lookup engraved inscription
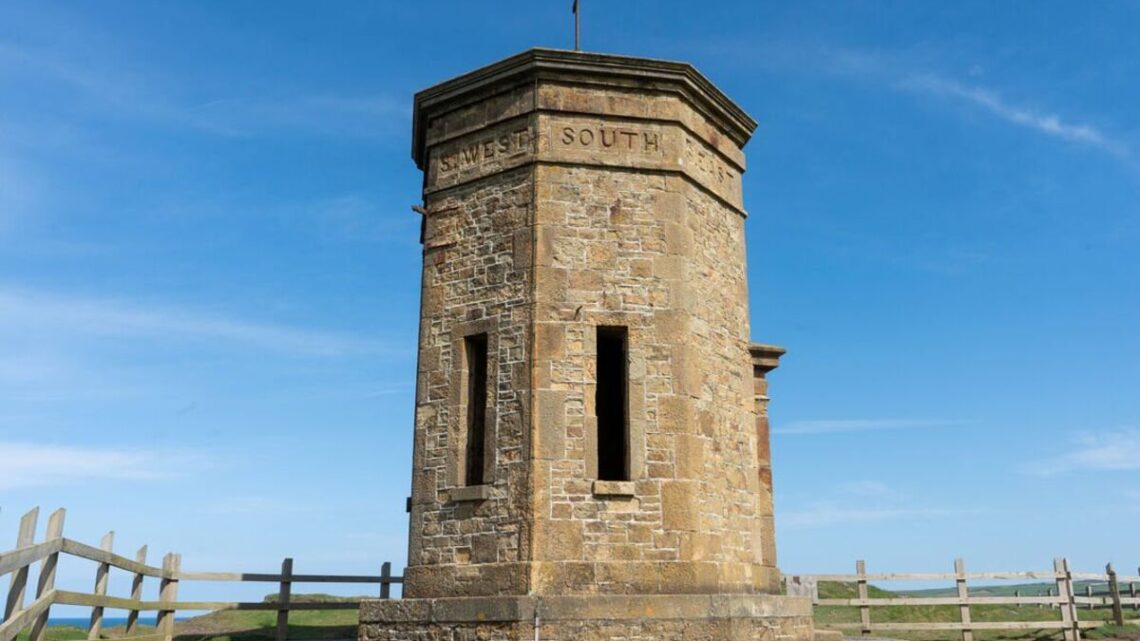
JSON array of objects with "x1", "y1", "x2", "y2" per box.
[
  {"x1": 437, "y1": 127, "x2": 533, "y2": 174},
  {"x1": 683, "y1": 137, "x2": 737, "y2": 189},
  {"x1": 558, "y1": 125, "x2": 662, "y2": 154}
]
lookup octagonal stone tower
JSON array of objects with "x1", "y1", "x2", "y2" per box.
[{"x1": 359, "y1": 49, "x2": 812, "y2": 641}]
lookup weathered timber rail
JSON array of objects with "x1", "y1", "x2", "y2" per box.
[
  {"x1": 786, "y1": 557, "x2": 1140, "y2": 641},
  {"x1": 0, "y1": 508, "x2": 402, "y2": 641}
]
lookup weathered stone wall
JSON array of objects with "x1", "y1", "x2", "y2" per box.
[
  {"x1": 360, "y1": 594, "x2": 813, "y2": 641},
  {"x1": 367, "y1": 46, "x2": 811, "y2": 641},
  {"x1": 679, "y1": 180, "x2": 766, "y2": 592},
  {"x1": 405, "y1": 163, "x2": 535, "y2": 597},
  {"x1": 402, "y1": 49, "x2": 783, "y2": 600},
  {"x1": 530, "y1": 164, "x2": 679, "y2": 594},
  {"x1": 750, "y1": 344, "x2": 786, "y2": 590},
  {"x1": 528, "y1": 104, "x2": 770, "y2": 593},
  {"x1": 361, "y1": 616, "x2": 812, "y2": 641}
]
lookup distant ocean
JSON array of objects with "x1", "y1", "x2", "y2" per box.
[{"x1": 48, "y1": 617, "x2": 185, "y2": 627}]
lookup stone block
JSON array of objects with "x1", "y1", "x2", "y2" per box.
[
  {"x1": 471, "y1": 533, "x2": 498, "y2": 564},
  {"x1": 531, "y1": 561, "x2": 596, "y2": 593},
  {"x1": 358, "y1": 594, "x2": 813, "y2": 641},
  {"x1": 535, "y1": 389, "x2": 567, "y2": 460},
  {"x1": 537, "y1": 519, "x2": 583, "y2": 561},
  {"x1": 535, "y1": 322, "x2": 565, "y2": 359},
  {"x1": 675, "y1": 433, "x2": 706, "y2": 479},
  {"x1": 657, "y1": 395, "x2": 695, "y2": 434},
  {"x1": 662, "y1": 480, "x2": 699, "y2": 531}
]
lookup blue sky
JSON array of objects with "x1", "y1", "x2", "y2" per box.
[{"x1": 2, "y1": 0, "x2": 1138, "y2": 610}]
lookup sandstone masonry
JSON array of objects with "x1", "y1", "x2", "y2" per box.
[{"x1": 359, "y1": 48, "x2": 812, "y2": 641}]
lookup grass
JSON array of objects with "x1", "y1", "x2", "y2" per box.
[
  {"x1": 814, "y1": 582, "x2": 1140, "y2": 641},
  {"x1": 30, "y1": 596, "x2": 361, "y2": 641},
  {"x1": 16, "y1": 626, "x2": 91, "y2": 641},
  {"x1": 171, "y1": 594, "x2": 360, "y2": 641},
  {"x1": 899, "y1": 581, "x2": 1107, "y2": 599},
  {"x1": 1084, "y1": 624, "x2": 1140, "y2": 640}
]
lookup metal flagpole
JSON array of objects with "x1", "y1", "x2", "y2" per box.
[{"x1": 573, "y1": 0, "x2": 580, "y2": 51}]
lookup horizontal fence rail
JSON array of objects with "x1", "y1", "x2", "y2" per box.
[
  {"x1": 0, "y1": 508, "x2": 402, "y2": 641},
  {"x1": 786, "y1": 557, "x2": 1140, "y2": 641}
]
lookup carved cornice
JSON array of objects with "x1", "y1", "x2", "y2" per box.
[
  {"x1": 749, "y1": 343, "x2": 786, "y2": 375},
  {"x1": 412, "y1": 48, "x2": 758, "y2": 169}
]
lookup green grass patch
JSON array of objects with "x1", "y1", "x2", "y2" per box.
[
  {"x1": 813, "y1": 582, "x2": 1139, "y2": 641},
  {"x1": 15, "y1": 626, "x2": 89, "y2": 641},
  {"x1": 170, "y1": 594, "x2": 361, "y2": 641},
  {"x1": 28, "y1": 596, "x2": 361, "y2": 641}
]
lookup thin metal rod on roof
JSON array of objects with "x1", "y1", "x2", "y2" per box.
[{"x1": 572, "y1": 0, "x2": 581, "y2": 51}]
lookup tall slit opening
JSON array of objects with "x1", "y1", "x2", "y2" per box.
[
  {"x1": 464, "y1": 333, "x2": 488, "y2": 487},
  {"x1": 596, "y1": 326, "x2": 629, "y2": 481}
]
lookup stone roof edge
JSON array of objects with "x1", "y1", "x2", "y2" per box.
[
  {"x1": 412, "y1": 48, "x2": 758, "y2": 168},
  {"x1": 749, "y1": 343, "x2": 787, "y2": 373}
]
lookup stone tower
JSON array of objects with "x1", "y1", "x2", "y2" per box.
[{"x1": 359, "y1": 48, "x2": 812, "y2": 641}]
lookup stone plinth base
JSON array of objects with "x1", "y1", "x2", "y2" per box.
[{"x1": 359, "y1": 593, "x2": 813, "y2": 641}]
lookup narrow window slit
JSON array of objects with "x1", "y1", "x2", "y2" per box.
[
  {"x1": 464, "y1": 333, "x2": 488, "y2": 487},
  {"x1": 596, "y1": 326, "x2": 629, "y2": 481}
]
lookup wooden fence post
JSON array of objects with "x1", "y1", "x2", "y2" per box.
[
  {"x1": 856, "y1": 560, "x2": 871, "y2": 636},
  {"x1": 955, "y1": 558, "x2": 973, "y2": 641},
  {"x1": 1015, "y1": 589, "x2": 1021, "y2": 608},
  {"x1": 1086, "y1": 585, "x2": 1094, "y2": 611},
  {"x1": 4, "y1": 507, "x2": 39, "y2": 621},
  {"x1": 87, "y1": 531, "x2": 115, "y2": 639},
  {"x1": 1055, "y1": 557, "x2": 1081, "y2": 641},
  {"x1": 157, "y1": 553, "x2": 180, "y2": 641},
  {"x1": 29, "y1": 508, "x2": 65, "y2": 641},
  {"x1": 1106, "y1": 564, "x2": 1124, "y2": 626},
  {"x1": 380, "y1": 562, "x2": 391, "y2": 599},
  {"x1": 276, "y1": 558, "x2": 293, "y2": 641},
  {"x1": 1131, "y1": 581, "x2": 1137, "y2": 612},
  {"x1": 125, "y1": 545, "x2": 148, "y2": 636}
]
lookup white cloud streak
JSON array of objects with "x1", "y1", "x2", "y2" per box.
[
  {"x1": 782, "y1": 503, "x2": 955, "y2": 529},
  {"x1": 897, "y1": 74, "x2": 1129, "y2": 158},
  {"x1": 0, "y1": 40, "x2": 406, "y2": 139},
  {"x1": 0, "y1": 442, "x2": 195, "y2": 490},
  {"x1": 837, "y1": 480, "x2": 893, "y2": 497},
  {"x1": 200, "y1": 496, "x2": 316, "y2": 515},
  {"x1": 0, "y1": 287, "x2": 387, "y2": 357},
  {"x1": 0, "y1": 154, "x2": 45, "y2": 233},
  {"x1": 774, "y1": 418, "x2": 967, "y2": 436},
  {"x1": 781, "y1": 480, "x2": 971, "y2": 529},
  {"x1": 1022, "y1": 429, "x2": 1140, "y2": 476},
  {"x1": 184, "y1": 96, "x2": 409, "y2": 139},
  {"x1": 701, "y1": 41, "x2": 1131, "y2": 163}
]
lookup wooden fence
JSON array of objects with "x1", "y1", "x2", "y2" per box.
[
  {"x1": 0, "y1": 508, "x2": 402, "y2": 641},
  {"x1": 786, "y1": 557, "x2": 1140, "y2": 641}
]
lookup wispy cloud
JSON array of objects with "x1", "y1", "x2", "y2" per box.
[
  {"x1": 896, "y1": 74, "x2": 1129, "y2": 158},
  {"x1": 837, "y1": 480, "x2": 893, "y2": 497},
  {"x1": 309, "y1": 194, "x2": 422, "y2": 245},
  {"x1": 783, "y1": 503, "x2": 955, "y2": 529},
  {"x1": 184, "y1": 96, "x2": 409, "y2": 139},
  {"x1": 200, "y1": 496, "x2": 316, "y2": 515},
  {"x1": 0, "y1": 352, "x2": 142, "y2": 401},
  {"x1": 1022, "y1": 429, "x2": 1140, "y2": 476},
  {"x1": 774, "y1": 418, "x2": 967, "y2": 436},
  {"x1": 782, "y1": 480, "x2": 968, "y2": 529},
  {"x1": 0, "y1": 40, "x2": 406, "y2": 139},
  {"x1": 697, "y1": 40, "x2": 1132, "y2": 164},
  {"x1": 0, "y1": 287, "x2": 388, "y2": 357},
  {"x1": 0, "y1": 442, "x2": 197, "y2": 490},
  {"x1": 0, "y1": 154, "x2": 45, "y2": 233}
]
